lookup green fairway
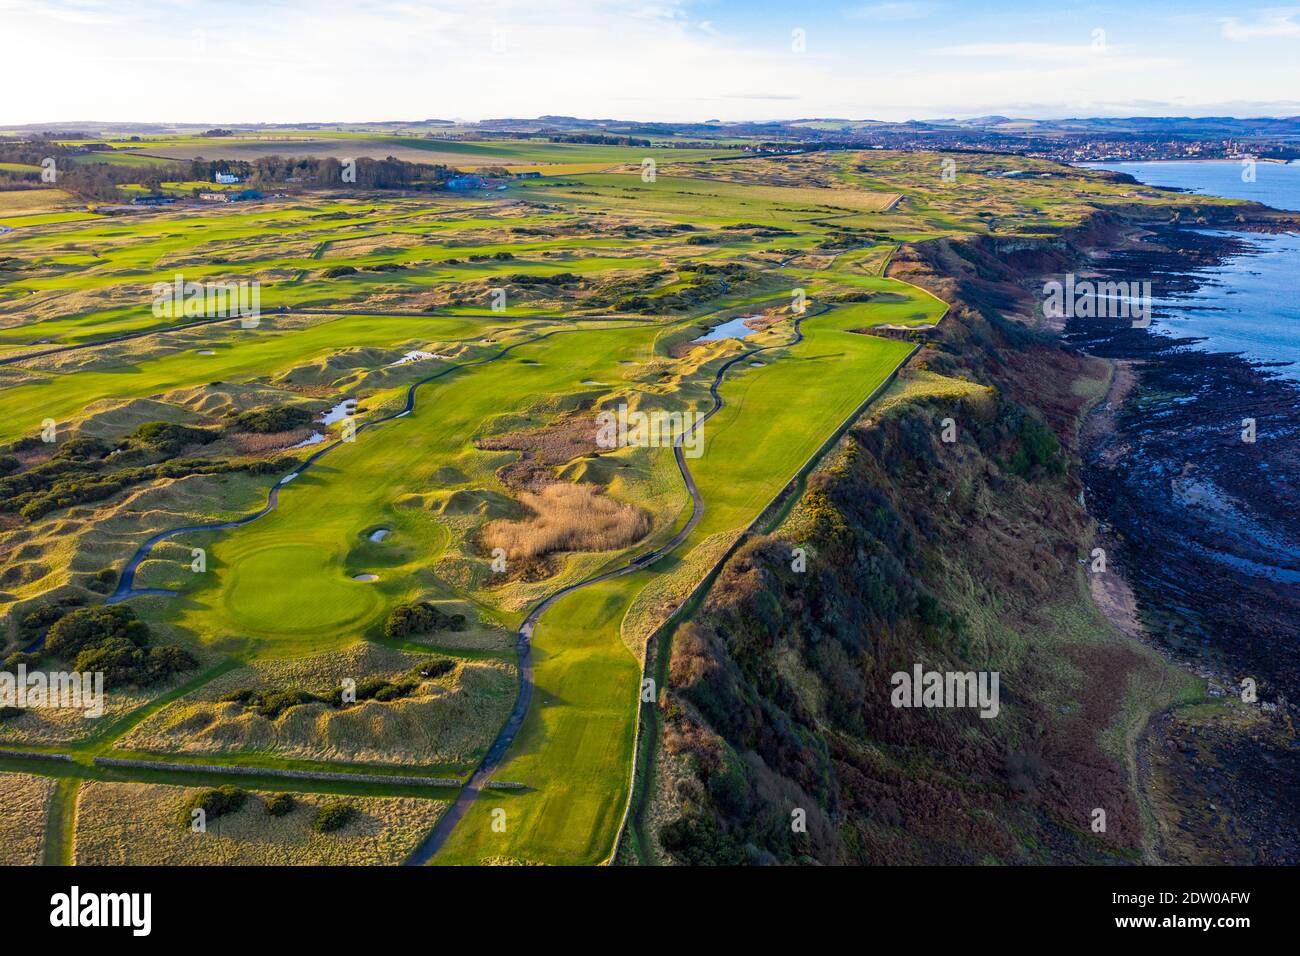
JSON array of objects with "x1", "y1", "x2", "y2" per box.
[
  {"x1": 432, "y1": 306, "x2": 923, "y2": 865},
  {"x1": 0, "y1": 153, "x2": 999, "y2": 865}
]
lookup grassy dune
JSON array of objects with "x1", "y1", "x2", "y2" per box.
[
  {"x1": 74, "y1": 781, "x2": 445, "y2": 865},
  {"x1": 0, "y1": 772, "x2": 54, "y2": 865}
]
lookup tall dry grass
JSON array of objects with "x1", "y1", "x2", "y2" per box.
[{"x1": 482, "y1": 482, "x2": 651, "y2": 559}]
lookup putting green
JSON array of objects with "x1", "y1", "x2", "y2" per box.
[{"x1": 222, "y1": 542, "x2": 383, "y2": 635}]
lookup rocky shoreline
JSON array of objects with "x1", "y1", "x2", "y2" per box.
[
  {"x1": 1067, "y1": 225, "x2": 1300, "y2": 701},
  {"x1": 1067, "y1": 223, "x2": 1299, "y2": 863}
]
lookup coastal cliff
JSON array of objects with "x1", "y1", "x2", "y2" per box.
[{"x1": 628, "y1": 206, "x2": 1299, "y2": 865}]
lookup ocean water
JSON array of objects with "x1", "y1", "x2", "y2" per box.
[
  {"x1": 1087, "y1": 161, "x2": 1300, "y2": 380},
  {"x1": 1086, "y1": 159, "x2": 1300, "y2": 212}
]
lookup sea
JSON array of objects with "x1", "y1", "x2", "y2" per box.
[{"x1": 1084, "y1": 160, "x2": 1300, "y2": 380}]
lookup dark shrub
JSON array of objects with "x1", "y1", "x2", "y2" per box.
[
  {"x1": 20, "y1": 603, "x2": 67, "y2": 635},
  {"x1": 414, "y1": 658, "x2": 455, "y2": 680},
  {"x1": 264, "y1": 793, "x2": 295, "y2": 817},
  {"x1": 220, "y1": 687, "x2": 321, "y2": 720},
  {"x1": 54, "y1": 437, "x2": 111, "y2": 461},
  {"x1": 230, "y1": 405, "x2": 314, "y2": 434},
  {"x1": 383, "y1": 602, "x2": 467, "y2": 638},
  {"x1": 132, "y1": 422, "x2": 218, "y2": 454},
  {"x1": 45, "y1": 605, "x2": 149, "y2": 659},
  {"x1": 311, "y1": 801, "x2": 357, "y2": 833},
  {"x1": 180, "y1": 786, "x2": 248, "y2": 825},
  {"x1": 46, "y1": 605, "x2": 194, "y2": 688}
]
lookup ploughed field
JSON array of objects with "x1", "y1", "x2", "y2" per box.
[{"x1": 1, "y1": 148, "x2": 1167, "y2": 864}]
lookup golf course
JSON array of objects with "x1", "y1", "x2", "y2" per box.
[{"x1": 4, "y1": 135, "x2": 1189, "y2": 865}]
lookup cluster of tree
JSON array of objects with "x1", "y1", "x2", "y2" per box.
[
  {"x1": 504, "y1": 271, "x2": 579, "y2": 287},
  {"x1": 37, "y1": 153, "x2": 192, "y2": 201},
  {"x1": 217, "y1": 658, "x2": 453, "y2": 722},
  {"x1": 547, "y1": 133, "x2": 652, "y2": 147},
  {"x1": 0, "y1": 427, "x2": 302, "y2": 521},
  {"x1": 228, "y1": 404, "x2": 315, "y2": 434},
  {"x1": 186, "y1": 155, "x2": 454, "y2": 190},
  {"x1": 382, "y1": 602, "x2": 467, "y2": 638},
  {"x1": 131, "y1": 421, "x2": 219, "y2": 455},
  {"x1": 42, "y1": 605, "x2": 196, "y2": 689},
  {"x1": 200, "y1": 128, "x2": 233, "y2": 137}
]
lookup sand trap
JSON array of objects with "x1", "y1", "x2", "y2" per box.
[
  {"x1": 750, "y1": 362, "x2": 765, "y2": 367},
  {"x1": 368, "y1": 528, "x2": 390, "y2": 542},
  {"x1": 353, "y1": 573, "x2": 378, "y2": 582},
  {"x1": 279, "y1": 472, "x2": 299, "y2": 485},
  {"x1": 196, "y1": 349, "x2": 216, "y2": 356},
  {"x1": 581, "y1": 379, "x2": 602, "y2": 385}
]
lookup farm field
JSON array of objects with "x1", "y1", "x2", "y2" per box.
[{"x1": 1, "y1": 144, "x2": 1191, "y2": 865}]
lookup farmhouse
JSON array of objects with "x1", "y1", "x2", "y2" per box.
[{"x1": 214, "y1": 172, "x2": 242, "y2": 184}]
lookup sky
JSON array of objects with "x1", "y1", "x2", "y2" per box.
[{"x1": 5, "y1": 0, "x2": 1300, "y2": 125}]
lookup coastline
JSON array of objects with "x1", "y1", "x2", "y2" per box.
[{"x1": 1067, "y1": 221, "x2": 1299, "y2": 863}]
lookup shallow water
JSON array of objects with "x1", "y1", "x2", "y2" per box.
[
  {"x1": 694, "y1": 315, "x2": 759, "y2": 343},
  {"x1": 321, "y1": 398, "x2": 357, "y2": 425}
]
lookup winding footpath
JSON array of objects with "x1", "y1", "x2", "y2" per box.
[{"x1": 404, "y1": 304, "x2": 822, "y2": 864}]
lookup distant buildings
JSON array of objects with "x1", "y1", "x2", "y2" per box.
[
  {"x1": 131, "y1": 195, "x2": 176, "y2": 206},
  {"x1": 446, "y1": 175, "x2": 483, "y2": 190},
  {"x1": 214, "y1": 172, "x2": 241, "y2": 184},
  {"x1": 199, "y1": 188, "x2": 261, "y2": 203},
  {"x1": 512, "y1": 171, "x2": 541, "y2": 179}
]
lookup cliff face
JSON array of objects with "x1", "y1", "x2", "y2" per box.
[{"x1": 640, "y1": 231, "x2": 1193, "y2": 865}]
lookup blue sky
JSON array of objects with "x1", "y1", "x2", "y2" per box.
[{"x1": 6, "y1": 0, "x2": 1300, "y2": 124}]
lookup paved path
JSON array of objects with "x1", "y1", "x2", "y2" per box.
[{"x1": 404, "y1": 305, "x2": 818, "y2": 864}]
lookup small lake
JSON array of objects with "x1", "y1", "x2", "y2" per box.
[{"x1": 694, "y1": 315, "x2": 759, "y2": 343}]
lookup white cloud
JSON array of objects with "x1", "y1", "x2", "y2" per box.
[
  {"x1": 2, "y1": 0, "x2": 1297, "y2": 124},
  {"x1": 934, "y1": 41, "x2": 1108, "y2": 60},
  {"x1": 846, "y1": 2, "x2": 939, "y2": 20},
  {"x1": 1220, "y1": 8, "x2": 1300, "y2": 41}
]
